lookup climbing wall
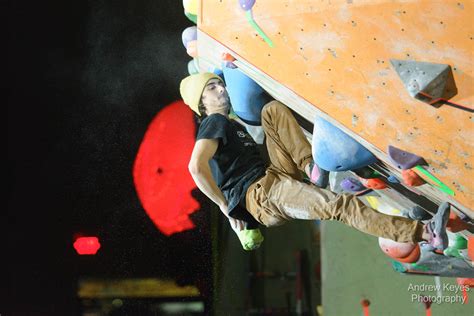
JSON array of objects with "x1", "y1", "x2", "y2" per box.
[
  {"x1": 196, "y1": 0, "x2": 473, "y2": 214},
  {"x1": 321, "y1": 221, "x2": 473, "y2": 316}
]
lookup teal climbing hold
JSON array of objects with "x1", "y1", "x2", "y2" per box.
[{"x1": 391, "y1": 260, "x2": 407, "y2": 273}]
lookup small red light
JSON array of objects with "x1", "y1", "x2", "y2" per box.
[{"x1": 73, "y1": 237, "x2": 101, "y2": 255}]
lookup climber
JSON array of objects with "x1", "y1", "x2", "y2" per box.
[{"x1": 179, "y1": 72, "x2": 450, "y2": 251}]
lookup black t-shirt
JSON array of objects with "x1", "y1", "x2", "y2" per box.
[{"x1": 196, "y1": 113, "x2": 266, "y2": 229}]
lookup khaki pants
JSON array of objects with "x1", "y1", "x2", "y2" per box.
[{"x1": 245, "y1": 101, "x2": 423, "y2": 243}]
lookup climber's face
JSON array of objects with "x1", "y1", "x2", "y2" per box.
[{"x1": 201, "y1": 78, "x2": 230, "y2": 115}]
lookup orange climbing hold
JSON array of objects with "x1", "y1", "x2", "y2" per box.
[
  {"x1": 402, "y1": 169, "x2": 426, "y2": 187},
  {"x1": 468, "y1": 237, "x2": 474, "y2": 261},
  {"x1": 378, "y1": 238, "x2": 421, "y2": 263},
  {"x1": 360, "y1": 178, "x2": 387, "y2": 190},
  {"x1": 221, "y1": 52, "x2": 236, "y2": 62},
  {"x1": 457, "y1": 278, "x2": 474, "y2": 287}
]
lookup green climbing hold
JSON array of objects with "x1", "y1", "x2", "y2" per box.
[
  {"x1": 443, "y1": 247, "x2": 463, "y2": 258},
  {"x1": 185, "y1": 11, "x2": 197, "y2": 24},
  {"x1": 452, "y1": 235, "x2": 468, "y2": 249},
  {"x1": 410, "y1": 263, "x2": 430, "y2": 271}
]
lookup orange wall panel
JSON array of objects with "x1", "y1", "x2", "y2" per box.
[{"x1": 199, "y1": 0, "x2": 473, "y2": 210}]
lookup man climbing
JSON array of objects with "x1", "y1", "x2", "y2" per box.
[{"x1": 180, "y1": 72, "x2": 450, "y2": 252}]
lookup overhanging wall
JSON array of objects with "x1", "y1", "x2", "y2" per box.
[{"x1": 196, "y1": 0, "x2": 473, "y2": 214}]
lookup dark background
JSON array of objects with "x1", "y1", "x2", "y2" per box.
[{"x1": 7, "y1": 1, "x2": 211, "y2": 314}]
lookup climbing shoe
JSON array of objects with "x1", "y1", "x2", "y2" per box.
[
  {"x1": 424, "y1": 202, "x2": 450, "y2": 251},
  {"x1": 308, "y1": 161, "x2": 329, "y2": 188}
]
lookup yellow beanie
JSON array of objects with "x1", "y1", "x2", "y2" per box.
[{"x1": 179, "y1": 72, "x2": 222, "y2": 116}]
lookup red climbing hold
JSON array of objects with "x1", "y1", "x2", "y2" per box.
[{"x1": 447, "y1": 212, "x2": 472, "y2": 233}]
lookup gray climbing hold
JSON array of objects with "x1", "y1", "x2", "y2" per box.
[{"x1": 390, "y1": 59, "x2": 457, "y2": 101}]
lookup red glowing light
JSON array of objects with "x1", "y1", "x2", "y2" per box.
[
  {"x1": 73, "y1": 236, "x2": 101, "y2": 255},
  {"x1": 133, "y1": 100, "x2": 200, "y2": 236}
]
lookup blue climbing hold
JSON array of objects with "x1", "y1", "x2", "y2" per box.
[
  {"x1": 223, "y1": 66, "x2": 272, "y2": 126},
  {"x1": 312, "y1": 117, "x2": 378, "y2": 171},
  {"x1": 387, "y1": 174, "x2": 401, "y2": 184}
]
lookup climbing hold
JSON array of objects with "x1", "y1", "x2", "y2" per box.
[
  {"x1": 222, "y1": 53, "x2": 237, "y2": 69},
  {"x1": 390, "y1": 59, "x2": 457, "y2": 101},
  {"x1": 360, "y1": 178, "x2": 387, "y2": 190},
  {"x1": 452, "y1": 235, "x2": 468, "y2": 249},
  {"x1": 444, "y1": 247, "x2": 463, "y2": 258},
  {"x1": 391, "y1": 260, "x2": 408, "y2": 273},
  {"x1": 222, "y1": 53, "x2": 236, "y2": 62},
  {"x1": 183, "y1": 0, "x2": 198, "y2": 15},
  {"x1": 391, "y1": 60, "x2": 473, "y2": 112},
  {"x1": 223, "y1": 61, "x2": 237, "y2": 69},
  {"x1": 387, "y1": 174, "x2": 400, "y2": 183},
  {"x1": 388, "y1": 145, "x2": 427, "y2": 170},
  {"x1": 187, "y1": 59, "x2": 199, "y2": 75},
  {"x1": 181, "y1": 26, "x2": 197, "y2": 48},
  {"x1": 401, "y1": 169, "x2": 426, "y2": 186},
  {"x1": 444, "y1": 233, "x2": 468, "y2": 258},
  {"x1": 379, "y1": 238, "x2": 421, "y2": 263},
  {"x1": 457, "y1": 278, "x2": 474, "y2": 287},
  {"x1": 184, "y1": 11, "x2": 197, "y2": 24},
  {"x1": 447, "y1": 212, "x2": 473, "y2": 233},
  {"x1": 186, "y1": 40, "x2": 197, "y2": 58},
  {"x1": 352, "y1": 166, "x2": 379, "y2": 179},
  {"x1": 181, "y1": 26, "x2": 198, "y2": 59},
  {"x1": 468, "y1": 237, "x2": 474, "y2": 261},
  {"x1": 222, "y1": 67, "x2": 272, "y2": 126},
  {"x1": 340, "y1": 177, "x2": 366, "y2": 193},
  {"x1": 410, "y1": 263, "x2": 430, "y2": 272},
  {"x1": 239, "y1": 0, "x2": 256, "y2": 11},
  {"x1": 312, "y1": 117, "x2": 378, "y2": 171}
]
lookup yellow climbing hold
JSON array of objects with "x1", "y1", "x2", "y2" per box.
[
  {"x1": 366, "y1": 196, "x2": 379, "y2": 209},
  {"x1": 183, "y1": 0, "x2": 198, "y2": 16}
]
